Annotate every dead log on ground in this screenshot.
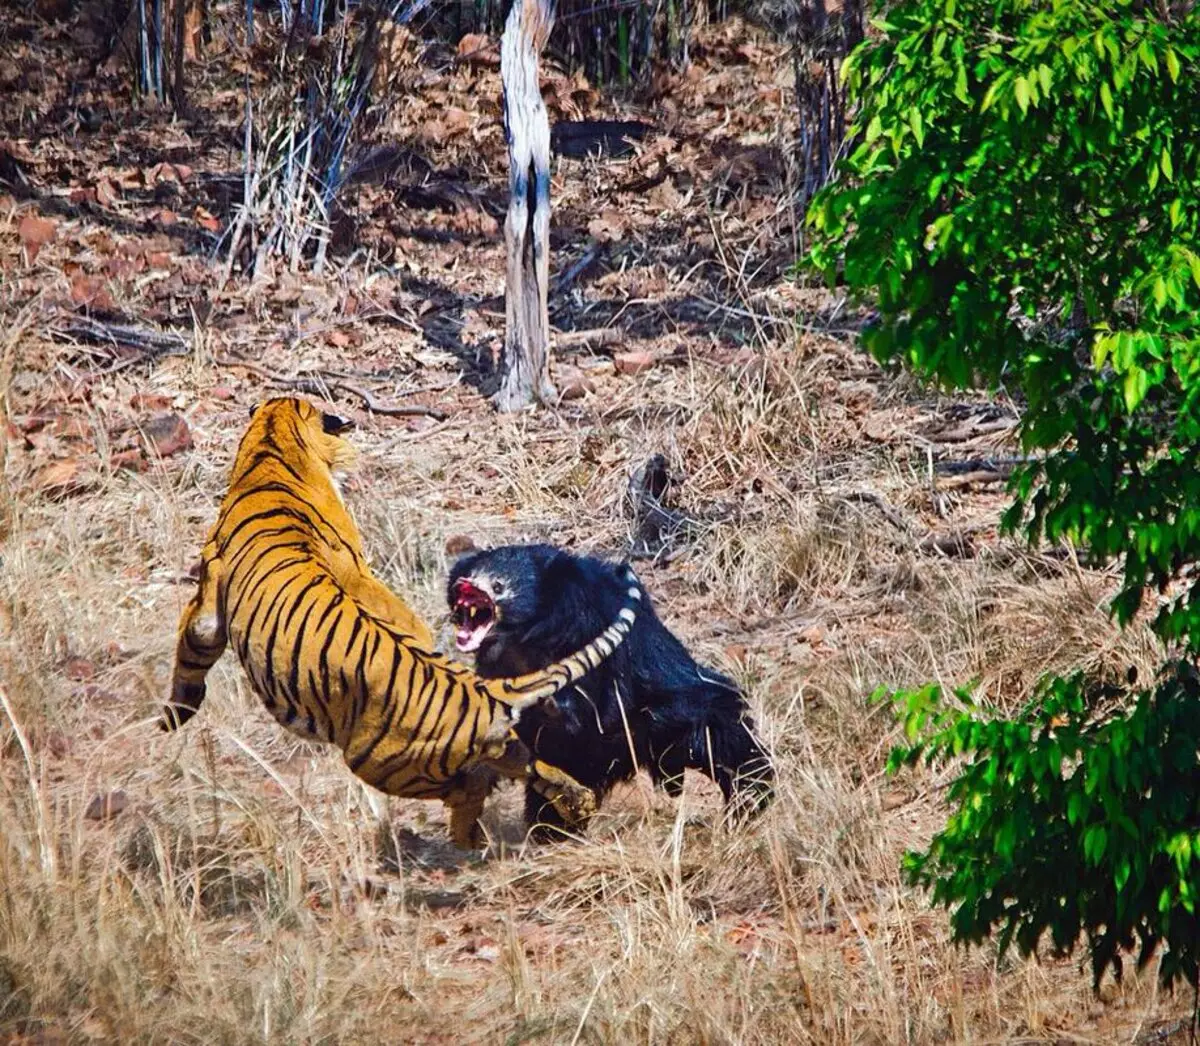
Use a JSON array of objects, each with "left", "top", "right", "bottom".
[{"left": 495, "top": 0, "right": 556, "bottom": 412}]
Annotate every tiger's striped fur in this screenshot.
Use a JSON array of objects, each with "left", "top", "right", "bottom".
[{"left": 164, "top": 397, "right": 641, "bottom": 847}]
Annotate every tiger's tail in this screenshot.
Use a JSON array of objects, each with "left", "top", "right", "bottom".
[
  {"left": 483, "top": 565, "right": 642, "bottom": 711},
  {"left": 162, "top": 558, "right": 228, "bottom": 731}
]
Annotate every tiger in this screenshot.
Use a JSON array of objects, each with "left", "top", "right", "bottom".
[{"left": 163, "top": 397, "right": 642, "bottom": 848}]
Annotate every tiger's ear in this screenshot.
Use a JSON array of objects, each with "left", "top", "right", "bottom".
[
  {"left": 321, "top": 412, "right": 354, "bottom": 435},
  {"left": 248, "top": 403, "right": 260, "bottom": 420}
]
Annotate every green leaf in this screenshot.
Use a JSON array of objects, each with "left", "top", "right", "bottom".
[
  {"left": 866, "top": 114, "right": 883, "bottom": 143},
  {"left": 1161, "top": 146, "right": 1174, "bottom": 182},
  {"left": 909, "top": 107, "right": 925, "bottom": 147},
  {"left": 1014, "top": 77, "right": 1030, "bottom": 115},
  {"left": 980, "top": 78, "right": 1003, "bottom": 113},
  {"left": 1166, "top": 48, "right": 1181, "bottom": 82},
  {"left": 1100, "top": 81, "right": 1114, "bottom": 120},
  {"left": 1124, "top": 365, "right": 1150, "bottom": 412}
]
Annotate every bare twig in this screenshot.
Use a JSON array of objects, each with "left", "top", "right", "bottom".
[
  {"left": 214, "top": 354, "right": 449, "bottom": 419},
  {"left": 841, "top": 490, "right": 913, "bottom": 535},
  {"left": 550, "top": 244, "right": 606, "bottom": 299}
]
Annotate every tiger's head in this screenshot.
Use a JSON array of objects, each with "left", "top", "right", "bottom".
[{"left": 246, "top": 397, "right": 359, "bottom": 476}]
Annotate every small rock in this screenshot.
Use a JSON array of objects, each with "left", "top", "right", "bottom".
[
  {"left": 84, "top": 790, "right": 128, "bottom": 821},
  {"left": 210, "top": 385, "right": 236, "bottom": 401},
  {"left": 445, "top": 534, "right": 478, "bottom": 557},
  {"left": 614, "top": 351, "right": 658, "bottom": 376},
  {"left": 140, "top": 413, "right": 192, "bottom": 458}
]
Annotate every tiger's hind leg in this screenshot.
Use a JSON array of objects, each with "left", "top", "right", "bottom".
[
  {"left": 442, "top": 766, "right": 500, "bottom": 850},
  {"left": 163, "top": 555, "right": 227, "bottom": 731}
]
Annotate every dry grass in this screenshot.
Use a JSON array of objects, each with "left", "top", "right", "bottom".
[
  {"left": 0, "top": 14, "right": 1188, "bottom": 1042},
  {"left": 0, "top": 314, "right": 1187, "bottom": 1045}
]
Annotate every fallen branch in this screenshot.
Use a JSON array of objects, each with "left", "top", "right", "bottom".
[
  {"left": 933, "top": 456, "right": 1030, "bottom": 475},
  {"left": 49, "top": 315, "right": 190, "bottom": 357},
  {"left": 936, "top": 469, "right": 1011, "bottom": 491},
  {"left": 926, "top": 417, "right": 1017, "bottom": 443},
  {"left": 554, "top": 327, "right": 623, "bottom": 350},
  {"left": 214, "top": 354, "right": 448, "bottom": 420}
]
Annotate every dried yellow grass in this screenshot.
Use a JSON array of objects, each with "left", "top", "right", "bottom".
[{"left": 0, "top": 321, "right": 1186, "bottom": 1046}]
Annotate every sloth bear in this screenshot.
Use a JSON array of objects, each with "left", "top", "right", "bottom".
[{"left": 447, "top": 543, "right": 774, "bottom": 836}]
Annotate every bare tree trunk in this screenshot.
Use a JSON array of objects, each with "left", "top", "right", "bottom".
[{"left": 495, "top": 0, "right": 557, "bottom": 413}]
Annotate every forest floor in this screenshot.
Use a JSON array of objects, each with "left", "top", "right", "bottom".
[{"left": 0, "top": 7, "right": 1190, "bottom": 1045}]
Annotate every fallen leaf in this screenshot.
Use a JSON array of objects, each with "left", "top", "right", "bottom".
[
  {"left": 457, "top": 33, "right": 499, "bottom": 65},
  {"left": 799, "top": 624, "right": 826, "bottom": 647},
  {"left": 558, "top": 371, "right": 594, "bottom": 401},
  {"left": 130, "top": 392, "right": 173, "bottom": 411},
  {"left": 111, "top": 448, "right": 145, "bottom": 471},
  {"left": 37, "top": 458, "right": 90, "bottom": 499},
  {"left": 94, "top": 177, "right": 119, "bottom": 207},
  {"left": 18, "top": 214, "right": 56, "bottom": 263},
  {"left": 587, "top": 210, "right": 626, "bottom": 243},
  {"left": 84, "top": 791, "right": 128, "bottom": 821},
  {"left": 723, "top": 644, "right": 748, "bottom": 664},
  {"left": 194, "top": 207, "right": 220, "bottom": 233},
  {"left": 62, "top": 656, "right": 95, "bottom": 681},
  {"left": 44, "top": 730, "right": 71, "bottom": 758},
  {"left": 69, "top": 273, "right": 114, "bottom": 311},
  {"left": 140, "top": 413, "right": 192, "bottom": 458}
]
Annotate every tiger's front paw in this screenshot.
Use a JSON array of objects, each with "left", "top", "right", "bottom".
[{"left": 549, "top": 784, "right": 597, "bottom": 827}]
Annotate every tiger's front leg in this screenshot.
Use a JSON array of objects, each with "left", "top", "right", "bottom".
[
  {"left": 483, "top": 736, "right": 598, "bottom": 833},
  {"left": 163, "top": 555, "right": 227, "bottom": 731}
]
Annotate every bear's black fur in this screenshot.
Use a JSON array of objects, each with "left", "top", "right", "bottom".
[{"left": 447, "top": 544, "right": 774, "bottom": 835}]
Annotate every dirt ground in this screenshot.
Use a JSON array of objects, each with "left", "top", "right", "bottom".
[{"left": 0, "top": 7, "right": 1191, "bottom": 1044}]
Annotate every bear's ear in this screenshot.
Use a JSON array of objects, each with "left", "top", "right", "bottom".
[{"left": 321, "top": 412, "right": 354, "bottom": 435}]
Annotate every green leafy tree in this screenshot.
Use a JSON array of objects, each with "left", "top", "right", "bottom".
[{"left": 808, "top": 0, "right": 1200, "bottom": 989}]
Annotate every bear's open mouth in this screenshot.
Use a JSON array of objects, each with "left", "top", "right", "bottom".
[{"left": 451, "top": 579, "right": 495, "bottom": 653}]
